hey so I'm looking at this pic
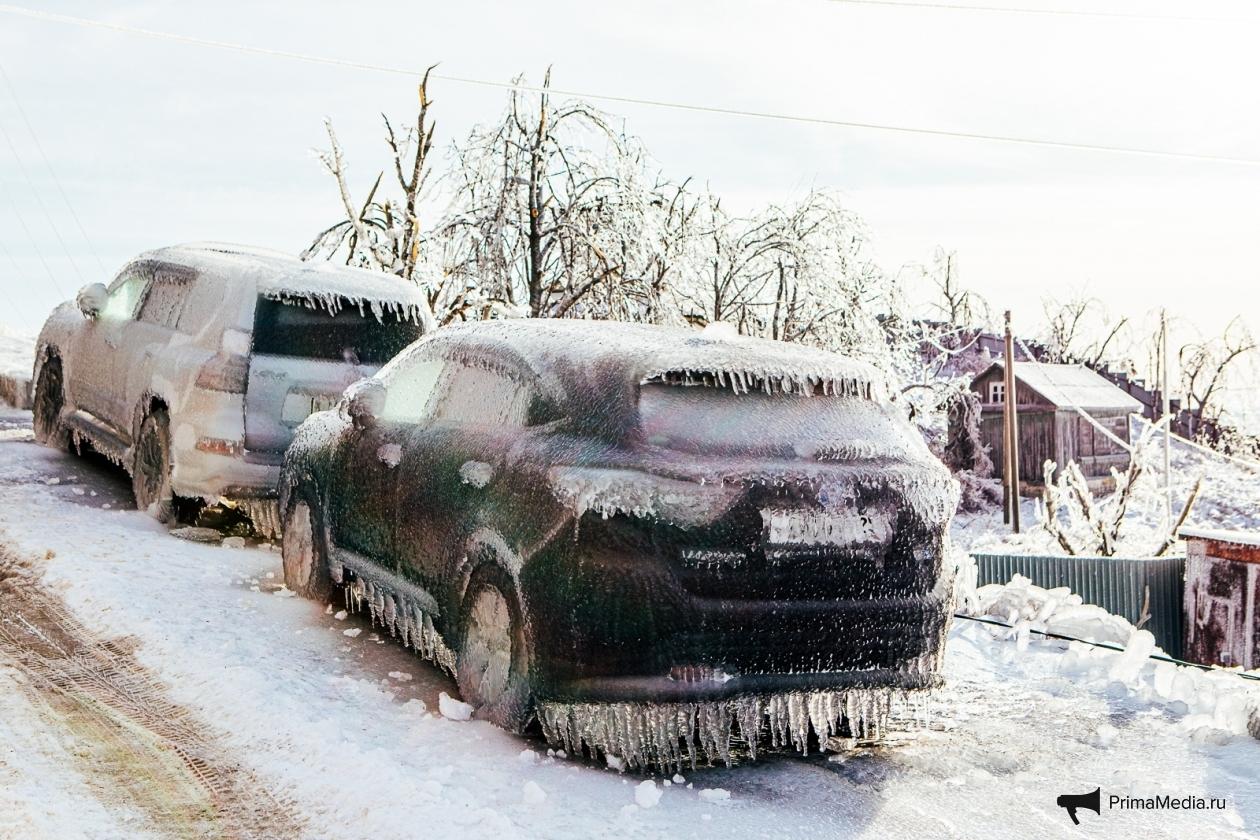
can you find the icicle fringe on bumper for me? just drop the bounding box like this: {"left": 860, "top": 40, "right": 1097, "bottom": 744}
{"left": 538, "top": 687, "right": 922, "bottom": 772}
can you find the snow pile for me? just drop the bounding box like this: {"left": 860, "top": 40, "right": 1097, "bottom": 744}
{"left": 0, "top": 326, "right": 34, "bottom": 378}
{"left": 972, "top": 573, "right": 1137, "bottom": 647}
{"left": 957, "top": 571, "right": 1260, "bottom": 740}
{"left": 0, "top": 327, "right": 35, "bottom": 409}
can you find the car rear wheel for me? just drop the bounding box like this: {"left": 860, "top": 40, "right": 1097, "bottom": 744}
{"left": 456, "top": 566, "right": 534, "bottom": 733}
{"left": 33, "top": 358, "right": 69, "bottom": 448}
{"left": 281, "top": 496, "right": 333, "bottom": 601}
{"left": 133, "top": 409, "right": 174, "bottom": 522}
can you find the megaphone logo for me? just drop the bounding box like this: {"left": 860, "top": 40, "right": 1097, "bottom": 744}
{"left": 1057, "top": 787, "right": 1102, "bottom": 825}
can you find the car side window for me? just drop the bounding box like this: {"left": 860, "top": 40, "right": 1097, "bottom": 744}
{"left": 137, "top": 274, "right": 192, "bottom": 329}
{"left": 380, "top": 357, "right": 445, "bottom": 423}
{"left": 431, "top": 363, "right": 531, "bottom": 428}
{"left": 102, "top": 273, "right": 147, "bottom": 321}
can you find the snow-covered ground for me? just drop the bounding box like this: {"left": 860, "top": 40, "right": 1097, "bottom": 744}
{"left": 1, "top": 410, "right": 1258, "bottom": 838}
{"left": 953, "top": 416, "right": 1260, "bottom": 558}
{"left": 0, "top": 325, "right": 35, "bottom": 379}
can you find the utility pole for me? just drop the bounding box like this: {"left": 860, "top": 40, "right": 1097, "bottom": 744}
{"left": 1161, "top": 309, "right": 1172, "bottom": 525}
{"left": 1002, "top": 312, "right": 1023, "bottom": 536}
{"left": 1004, "top": 310, "right": 1021, "bottom": 533}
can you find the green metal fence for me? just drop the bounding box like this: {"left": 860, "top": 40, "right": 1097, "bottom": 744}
{"left": 971, "top": 552, "right": 1186, "bottom": 658}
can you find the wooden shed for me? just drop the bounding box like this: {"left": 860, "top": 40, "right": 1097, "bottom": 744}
{"left": 1181, "top": 528, "right": 1260, "bottom": 670}
{"left": 970, "top": 361, "right": 1142, "bottom": 486}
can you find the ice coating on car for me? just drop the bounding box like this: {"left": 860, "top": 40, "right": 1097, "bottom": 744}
{"left": 280, "top": 318, "right": 960, "bottom": 769}
{"left": 146, "top": 242, "right": 431, "bottom": 325}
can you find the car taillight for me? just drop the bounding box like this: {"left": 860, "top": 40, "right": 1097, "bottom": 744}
{"left": 195, "top": 437, "right": 244, "bottom": 457}
{"left": 195, "top": 353, "right": 250, "bottom": 393}
{"left": 196, "top": 329, "right": 251, "bottom": 393}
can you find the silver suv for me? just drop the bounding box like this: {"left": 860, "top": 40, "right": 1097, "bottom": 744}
{"left": 32, "top": 243, "right": 426, "bottom": 534}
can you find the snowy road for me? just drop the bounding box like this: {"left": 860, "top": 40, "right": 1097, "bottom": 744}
{"left": 1, "top": 407, "right": 1258, "bottom": 839}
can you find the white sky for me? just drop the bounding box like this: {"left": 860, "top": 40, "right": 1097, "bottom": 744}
{"left": 1, "top": 0, "right": 1258, "bottom": 387}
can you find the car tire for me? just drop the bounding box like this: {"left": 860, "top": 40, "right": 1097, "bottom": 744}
{"left": 281, "top": 493, "right": 334, "bottom": 602}
{"left": 456, "top": 563, "right": 534, "bottom": 733}
{"left": 132, "top": 409, "right": 174, "bottom": 522}
{"left": 33, "top": 358, "right": 69, "bottom": 449}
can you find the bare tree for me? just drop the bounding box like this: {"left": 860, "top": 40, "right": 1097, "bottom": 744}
{"left": 1042, "top": 293, "right": 1128, "bottom": 367}
{"left": 441, "top": 69, "right": 666, "bottom": 321}
{"left": 927, "top": 249, "right": 988, "bottom": 328}
{"left": 304, "top": 69, "right": 499, "bottom": 328}
{"left": 1180, "top": 316, "right": 1258, "bottom": 438}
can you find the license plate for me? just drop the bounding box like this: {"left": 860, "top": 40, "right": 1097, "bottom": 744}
{"left": 761, "top": 507, "right": 893, "bottom": 546}
{"left": 282, "top": 392, "right": 339, "bottom": 424}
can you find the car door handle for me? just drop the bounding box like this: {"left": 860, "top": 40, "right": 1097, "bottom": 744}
{"left": 460, "top": 461, "right": 494, "bottom": 487}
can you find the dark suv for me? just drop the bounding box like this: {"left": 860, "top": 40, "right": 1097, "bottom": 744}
{"left": 279, "top": 320, "right": 958, "bottom": 769}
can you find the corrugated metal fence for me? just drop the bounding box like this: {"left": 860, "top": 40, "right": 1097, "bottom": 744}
{"left": 972, "top": 552, "right": 1186, "bottom": 658}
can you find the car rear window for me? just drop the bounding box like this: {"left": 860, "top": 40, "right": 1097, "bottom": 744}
{"left": 638, "top": 382, "right": 915, "bottom": 460}
{"left": 251, "top": 297, "right": 421, "bottom": 364}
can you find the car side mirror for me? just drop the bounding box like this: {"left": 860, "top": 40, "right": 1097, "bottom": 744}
{"left": 343, "top": 379, "right": 385, "bottom": 429}
{"left": 76, "top": 283, "right": 109, "bottom": 319}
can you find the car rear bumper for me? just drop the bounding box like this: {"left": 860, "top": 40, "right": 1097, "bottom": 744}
{"left": 546, "top": 662, "right": 941, "bottom": 704}
{"left": 530, "top": 583, "right": 951, "bottom": 703}
{"left": 171, "top": 448, "right": 281, "bottom": 501}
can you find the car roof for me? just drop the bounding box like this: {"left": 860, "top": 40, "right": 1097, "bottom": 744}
{"left": 124, "top": 242, "right": 429, "bottom": 322}
{"left": 426, "top": 319, "right": 890, "bottom": 407}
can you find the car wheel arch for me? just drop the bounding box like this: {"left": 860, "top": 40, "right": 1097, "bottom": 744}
{"left": 452, "top": 529, "right": 535, "bottom": 655}
{"left": 131, "top": 393, "right": 171, "bottom": 461}
{"left": 456, "top": 528, "right": 525, "bottom": 606}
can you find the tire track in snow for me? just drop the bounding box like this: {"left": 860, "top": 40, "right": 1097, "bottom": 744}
{"left": 0, "top": 540, "right": 305, "bottom": 839}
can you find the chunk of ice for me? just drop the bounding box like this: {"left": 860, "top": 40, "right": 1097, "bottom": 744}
{"left": 522, "top": 781, "right": 547, "bottom": 806}
{"left": 635, "top": 780, "right": 662, "bottom": 809}
{"left": 438, "top": 692, "right": 474, "bottom": 721}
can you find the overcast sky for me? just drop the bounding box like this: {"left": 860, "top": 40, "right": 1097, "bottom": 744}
{"left": 2, "top": 0, "right": 1258, "bottom": 384}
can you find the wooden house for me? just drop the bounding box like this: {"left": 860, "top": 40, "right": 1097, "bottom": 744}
{"left": 970, "top": 361, "right": 1142, "bottom": 486}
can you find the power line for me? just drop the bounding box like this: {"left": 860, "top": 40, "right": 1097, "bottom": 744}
{"left": 2, "top": 4, "right": 1260, "bottom": 168}
{"left": 0, "top": 184, "right": 66, "bottom": 299}
{"left": 0, "top": 109, "right": 82, "bottom": 291}
{"left": 0, "top": 60, "right": 105, "bottom": 273}
{"left": 0, "top": 235, "right": 35, "bottom": 325}
{"left": 955, "top": 612, "right": 1260, "bottom": 681}
{"left": 827, "top": 0, "right": 1255, "bottom": 24}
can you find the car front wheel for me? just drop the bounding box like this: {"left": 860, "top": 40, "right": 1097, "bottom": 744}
{"left": 132, "top": 409, "right": 174, "bottom": 522}
{"left": 456, "top": 565, "right": 534, "bottom": 733}
{"left": 33, "top": 358, "right": 69, "bottom": 448}
{"left": 281, "top": 495, "right": 333, "bottom": 601}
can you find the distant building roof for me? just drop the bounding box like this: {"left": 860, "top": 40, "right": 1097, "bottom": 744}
{"left": 980, "top": 361, "right": 1144, "bottom": 412}
{"left": 1179, "top": 527, "right": 1260, "bottom": 548}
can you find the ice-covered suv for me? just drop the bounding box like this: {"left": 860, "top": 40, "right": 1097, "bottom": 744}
{"left": 33, "top": 243, "right": 426, "bottom": 534}
{"left": 280, "top": 319, "right": 960, "bottom": 769}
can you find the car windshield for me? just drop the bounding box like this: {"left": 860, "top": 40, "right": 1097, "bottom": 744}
{"left": 638, "top": 382, "right": 917, "bottom": 460}
{"left": 252, "top": 297, "right": 420, "bottom": 365}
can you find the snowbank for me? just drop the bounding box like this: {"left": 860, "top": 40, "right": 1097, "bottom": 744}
{"left": 956, "top": 564, "right": 1260, "bottom": 741}
{"left": 0, "top": 327, "right": 35, "bottom": 409}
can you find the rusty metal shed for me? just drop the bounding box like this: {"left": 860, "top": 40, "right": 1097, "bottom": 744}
{"left": 1182, "top": 527, "right": 1260, "bottom": 670}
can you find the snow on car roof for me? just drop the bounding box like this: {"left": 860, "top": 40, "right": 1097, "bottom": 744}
{"left": 136, "top": 243, "right": 428, "bottom": 323}
{"left": 433, "top": 319, "right": 890, "bottom": 401}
